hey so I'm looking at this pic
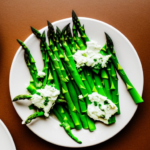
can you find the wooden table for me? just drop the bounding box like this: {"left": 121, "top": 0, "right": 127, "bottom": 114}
{"left": 0, "top": 0, "right": 150, "bottom": 149}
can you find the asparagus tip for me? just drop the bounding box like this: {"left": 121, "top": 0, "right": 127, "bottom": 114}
{"left": 72, "top": 10, "right": 77, "bottom": 17}
{"left": 104, "top": 32, "right": 114, "bottom": 47}
{"left": 56, "top": 26, "right": 60, "bottom": 30}
{"left": 30, "top": 26, "right": 35, "bottom": 32}
{"left": 47, "top": 20, "right": 52, "bottom": 26}
{"left": 30, "top": 26, "right": 38, "bottom": 34}
{"left": 62, "top": 23, "right": 70, "bottom": 35}
{"left": 17, "top": 39, "right": 22, "bottom": 45}
{"left": 42, "top": 30, "right": 45, "bottom": 36}
{"left": 47, "top": 20, "right": 55, "bottom": 33}
{"left": 31, "top": 26, "right": 38, "bottom": 35}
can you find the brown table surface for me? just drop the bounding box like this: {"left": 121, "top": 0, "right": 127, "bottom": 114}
{"left": 0, "top": 0, "right": 150, "bottom": 149}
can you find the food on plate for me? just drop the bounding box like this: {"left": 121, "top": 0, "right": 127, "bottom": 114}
{"left": 12, "top": 10, "right": 144, "bottom": 144}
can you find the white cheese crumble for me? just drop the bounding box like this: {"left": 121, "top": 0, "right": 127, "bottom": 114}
{"left": 31, "top": 85, "right": 60, "bottom": 117}
{"left": 73, "top": 40, "right": 111, "bottom": 69}
{"left": 87, "top": 92, "right": 118, "bottom": 124}
{"left": 37, "top": 85, "right": 60, "bottom": 101}
{"left": 37, "top": 71, "right": 46, "bottom": 78}
{"left": 78, "top": 95, "right": 83, "bottom": 99}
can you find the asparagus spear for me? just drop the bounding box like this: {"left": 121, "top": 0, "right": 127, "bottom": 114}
{"left": 101, "top": 69, "right": 112, "bottom": 100}
{"left": 47, "top": 63, "right": 54, "bottom": 85}
{"left": 26, "top": 84, "right": 37, "bottom": 94}
{"left": 72, "top": 80, "right": 96, "bottom": 131}
{"left": 23, "top": 111, "right": 44, "bottom": 124}
{"left": 54, "top": 104, "right": 75, "bottom": 129}
{"left": 17, "top": 39, "right": 42, "bottom": 88}
{"left": 66, "top": 25, "right": 77, "bottom": 54}
{"left": 72, "top": 24, "right": 86, "bottom": 50}
{"left": 40, "top": 33, "right": 50, "bottom": 87}
{"left": 107, "top": 63, "right": 120, "bottom": 114}
{"left": 100, "top": 69, "right": 116, "bottom": 124}
{"left": 63, "top": 64, "right": 88, "bottom": 129}
{"left": 56, "top": 26, "right": 62, "bottom": 42}
{"left": 72, "top": 10, "right": 90, "bottom": 42}
{"left": 93, "top": 73, "right": 107, "bottom": 97}
{"left": 105, "top": 33, "right": 144, "bottom": 104}
{"left": 60, "top": 106, "right": 75, "bottom": 128}
{"left": 80, "top": 71, "right": 92, "bottom": 95}
{"left": 53, "top": 108, "right": 82, "bottom": 144}
{"left": 13, "top": 95, "right": 32, "bottom": 101}
{"left": 49, "top": 60, "right": 60, "bottom": 90}
{"left": 83, "top": 68, "right": 98, "bottom": 93}
{"left": 48, "top": 24, "right": 65, "bottom": 59}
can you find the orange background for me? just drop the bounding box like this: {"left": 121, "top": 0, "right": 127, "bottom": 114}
{"left": 0, "top": 0, "right": 150, "bottom": 149}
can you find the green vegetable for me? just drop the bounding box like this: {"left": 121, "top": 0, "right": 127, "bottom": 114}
{"left": 24, "top": 111, "right": 44, "bottom": 124}
{"left": 83, "top": 68, "right": 98, "bottom": 93}
{"left": 101, "top": 69, "right": 112, "bottom": 100}
{"left": 60, "top": 122, "right": 82, "bottom": 144}
{"left": 93, "top": 73, "right": 107, "bottom": 97}
{"left": 17, "top": 39, "right": 42, "bottom": 88}
{"left": 105, "top": 33, "right": 144, "bottom": 104}
{"left": 67, "top": 79, "right": 88, "bottom": 129}
{"left": 13, "top": 94, "right": 32, "bottom": 101}
{"left": 100, "top": 69, "right": 116, "bottom": 124}
{"left": 66, "top": 25, "right": 77, "bottom": 54}
{"left": 107, "top": 63, "right": 120, "bottom": 114}
{"left": 72, "top": 10, "right": 90, "bottom": 42}
{"left": 54, "top": 104, "right": 75, "bottom": 129}
{"left": 72, "top": 24, "right": 86, "bottom": 50}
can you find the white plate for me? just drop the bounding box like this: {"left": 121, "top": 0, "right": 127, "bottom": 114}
{"left": 9, "top": 17, "right": 144, "bottom": 148}
{"left": 0, "top": 120, "right": 16, "bottom": 150}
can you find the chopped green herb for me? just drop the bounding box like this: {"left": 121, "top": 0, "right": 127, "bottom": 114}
{"left": 44, "top": 98, "right": 49, "bottom": 106}
{"left": 104, "top": 100, "right": 109, "bottom": 105}
{"left": 94, "top": 101, "right": 97, "bottom": 106}
{"left": 100, "top": 114, "right": 105, "bottom": 118}
{"left": 99, "top": 104, "right": 101, "bottom": 109}
{"left": 82, "top": 53, "right": 87, "bottom": 57}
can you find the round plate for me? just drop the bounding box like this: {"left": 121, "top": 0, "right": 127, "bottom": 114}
{"left": 9, "top": 17, "right": 144, "bottom": 147}
{"left": 0, "top": 120, "right": 16, "bottom": 150}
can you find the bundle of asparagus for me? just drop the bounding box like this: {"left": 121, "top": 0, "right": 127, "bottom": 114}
{"left": 12, "top": 10, "right": 144, "bottom": 144}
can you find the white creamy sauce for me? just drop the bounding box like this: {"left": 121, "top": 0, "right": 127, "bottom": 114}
{"left": 37, "top": 71, "right": 46, "bottom": 78}
{"left": 87, "top": 92, "right": 118, "bottom": 124}
{"left": 73, "top": 40, "right": 111, "bottom": 69}
{"left": 31, "top": 85, "right": 60, "bottom": 117}
{"left": 37, "top": 85, "right": 60, "bottom": 101}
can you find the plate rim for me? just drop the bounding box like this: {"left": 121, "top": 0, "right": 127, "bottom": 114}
{"left": 9, "top": 17, "right": 144, "bottom": 148}
{"left": 0, "top": 120, "right": 16, "bottom": 150}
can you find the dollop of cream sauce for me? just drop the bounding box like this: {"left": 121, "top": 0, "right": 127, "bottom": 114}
{"left": 87, "top": 92, "right": 118, "bottom": 124}
{"left": 31, "top": 85, "right": 60, "bottom": 117}
{"left": 73, "top": 41, "right": 111, "bottom": 69}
